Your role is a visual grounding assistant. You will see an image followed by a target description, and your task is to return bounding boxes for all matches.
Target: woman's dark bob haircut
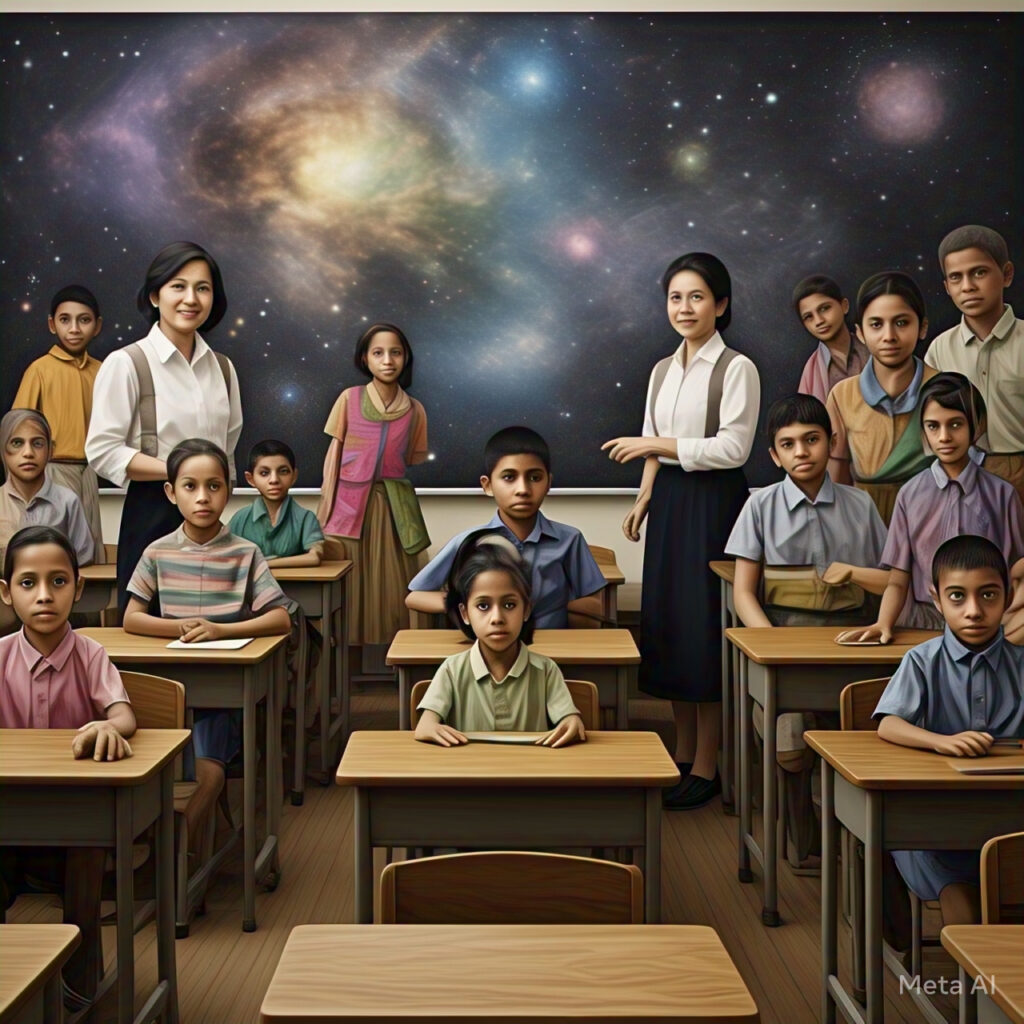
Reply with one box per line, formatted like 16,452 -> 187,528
660,252 -> 732,332
137,241 -> 228,333
353,322 -> 414,390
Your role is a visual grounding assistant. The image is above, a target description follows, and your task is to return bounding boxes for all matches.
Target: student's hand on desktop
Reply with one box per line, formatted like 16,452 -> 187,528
933,731 -> 993,758
622,498 -> 650,542
178,618 -> 225,643
72,721 -> 133,761
836,624 -> 891,645
414,718 -> 468,747
822,563 -> 853,585
601,437 -> 652,464
537,714 -> 586,748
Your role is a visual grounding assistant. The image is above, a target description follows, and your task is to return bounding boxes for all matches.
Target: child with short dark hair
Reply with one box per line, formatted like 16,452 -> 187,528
793,274 -> 869,405
0,525 -> 135,1011
123,438 -> 292,855
873,534 -> 1024,926
406,426 -> 605,628
925,224 -> 1023,504
415,533 -> 585,747
13,286 -> 105,563
229,439 -> 324,568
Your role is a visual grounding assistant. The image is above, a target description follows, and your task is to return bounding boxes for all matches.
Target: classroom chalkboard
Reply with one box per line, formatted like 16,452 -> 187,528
2,13 -> 1020,488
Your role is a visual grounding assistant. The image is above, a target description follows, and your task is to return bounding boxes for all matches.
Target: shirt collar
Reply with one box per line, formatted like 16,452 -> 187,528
147,321 -> 212,366
5,477 -> 55,508
929,456 -> 978,493
817,334 -> 857,373
250,494 -> 292,524
175,523 -> 229,549
957,304 -> 1015,345
469,639 -> 530,683
858,357 -> 924,413
16,624 -> 75,674
47,344 -> 93,368
485,509 -> 558,544
674,330 -> 725,368
781,473 -> 835,510
941,624 -> 1004,667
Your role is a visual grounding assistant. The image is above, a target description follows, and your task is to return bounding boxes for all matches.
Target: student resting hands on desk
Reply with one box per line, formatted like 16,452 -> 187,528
414,533 -> 586,749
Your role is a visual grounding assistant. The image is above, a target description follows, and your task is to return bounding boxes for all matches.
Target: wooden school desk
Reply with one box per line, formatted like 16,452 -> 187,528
78,562 -> 117,617
0,730 -> 190,1024
336,731 -> 679,924
941,925 -> 1024,1024
725,627 -> 937,927
386,629 -> 641,730
709,559 -> 739,812
259,924 -> 760,1023
79,628 -> 288,932
805,731 -> 1024,1024
0,924 -> 80,1024
270,561 -> 353,800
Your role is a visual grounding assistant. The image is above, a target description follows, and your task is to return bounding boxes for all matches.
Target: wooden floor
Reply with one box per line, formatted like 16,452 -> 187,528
9,683 -> 961,1024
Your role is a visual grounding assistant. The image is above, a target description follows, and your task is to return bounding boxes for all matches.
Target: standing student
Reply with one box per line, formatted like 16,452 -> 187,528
12,285 -> 105,562
826,271 -> 937,524
603,252 -> 760,809
317,322 -> 430,647
793,274 -> 869,405
924,225 -> 1024,504
85,241 -> 242,618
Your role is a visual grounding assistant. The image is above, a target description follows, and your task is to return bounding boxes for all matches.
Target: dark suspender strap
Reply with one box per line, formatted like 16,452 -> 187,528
704,347 -> 741,438
646,356 -> 674,437
126,343 -> 158,458
214,352 -> 232,397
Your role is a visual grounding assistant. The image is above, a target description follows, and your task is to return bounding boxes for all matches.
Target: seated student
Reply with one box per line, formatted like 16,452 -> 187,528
406,426 -> 606,628
873,534 -> 1024,928
13,285 -> 106,563
0,525 -> 136,1013
123,438 -> 292,857
228,439 -> 324,567
415,534 -> 585,747
826,271 -> 938,525
793,274 -> 869,405
925,225 -> 1023,504
725,394 -> 887,867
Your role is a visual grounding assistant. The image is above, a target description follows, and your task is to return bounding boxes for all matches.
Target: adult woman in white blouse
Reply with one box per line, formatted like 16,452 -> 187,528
603,252 -> 760,809
86,241 -> 242,617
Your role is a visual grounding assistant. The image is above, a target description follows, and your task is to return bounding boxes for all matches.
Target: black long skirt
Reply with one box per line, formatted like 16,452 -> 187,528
639,464 -> 748,702
116,479 -> 183,621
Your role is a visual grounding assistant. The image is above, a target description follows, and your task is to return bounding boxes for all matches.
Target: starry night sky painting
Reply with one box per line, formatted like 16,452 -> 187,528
2,13 -> 1021,487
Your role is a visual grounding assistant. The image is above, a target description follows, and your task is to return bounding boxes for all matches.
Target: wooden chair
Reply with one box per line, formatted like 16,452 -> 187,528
408,678 -> 600,732
379,851 -> 643,924
838,677 -> 890,731
119,671 -> 215,938
980,831 -> 1024,924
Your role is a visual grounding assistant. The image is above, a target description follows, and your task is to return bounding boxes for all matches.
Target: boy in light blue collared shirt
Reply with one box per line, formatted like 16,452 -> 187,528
405,427 -> 605,629
874,534 -> 1024,927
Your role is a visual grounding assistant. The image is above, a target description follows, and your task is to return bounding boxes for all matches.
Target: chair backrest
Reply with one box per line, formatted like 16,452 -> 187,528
119,671 -> 185,730
379,851 -> 644,924
322,536 -> 348,562
103,543 -> 118,563
408,678 -> 600,731
587,544 -> 616,566
980,831 -> 1024,924
839,678 -> 890,731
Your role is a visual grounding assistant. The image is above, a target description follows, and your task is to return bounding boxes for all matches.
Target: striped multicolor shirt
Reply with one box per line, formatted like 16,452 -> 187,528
127,525 -> 291,621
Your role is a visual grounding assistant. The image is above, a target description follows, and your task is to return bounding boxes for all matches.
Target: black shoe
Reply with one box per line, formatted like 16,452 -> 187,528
663,772 -> 721,810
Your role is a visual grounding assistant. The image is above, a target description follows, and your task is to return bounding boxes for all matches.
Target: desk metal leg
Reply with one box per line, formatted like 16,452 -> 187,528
354,787 -> 372,923
864,791 -> 883,1024
644,788 -> 661,923
719,580 -> 733,812
821,760 -> 838,1024
398,668 -> 411,730
266,651 -> 283,879
243,670 -> 257,932
318,591 -> 333,784
291,615 -> 308,805
156,764 -> 179,1024
761,666 -> 780,926
115,788 -> 134,1024
738,654 -> 753,883
338,578 -> 351,746
616,667 -> 629,730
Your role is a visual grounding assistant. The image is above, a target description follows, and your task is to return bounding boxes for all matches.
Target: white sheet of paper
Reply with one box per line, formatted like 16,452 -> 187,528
166,637 -> 254,650
948,757 -> 1024,775
464,732 -> 548,745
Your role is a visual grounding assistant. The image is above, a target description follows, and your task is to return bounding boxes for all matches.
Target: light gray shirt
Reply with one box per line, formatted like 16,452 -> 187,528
0,477 -> 95,567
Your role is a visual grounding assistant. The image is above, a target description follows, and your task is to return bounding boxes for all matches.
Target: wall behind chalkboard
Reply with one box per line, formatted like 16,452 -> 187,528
2,12 -> 1020,488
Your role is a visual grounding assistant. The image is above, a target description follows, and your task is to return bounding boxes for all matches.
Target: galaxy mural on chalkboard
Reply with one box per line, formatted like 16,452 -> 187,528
1,13 -> 1020,486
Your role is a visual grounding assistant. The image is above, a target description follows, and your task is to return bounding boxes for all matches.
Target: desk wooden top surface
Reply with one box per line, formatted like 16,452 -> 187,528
80,563 -> 116,582
804,732 -> 1024,790
269,560 -> 352,583
0,924 -> 81,1020
336,730 -> 679,788
0,729 -> 190,785
260,924 -> 759,1023
710,559 -> 736,584
78,628 -> 287,664
941,925 -> 1024,1024
387,629 -> 640,666
599,561 -> 625,585
724,626 -> 938,664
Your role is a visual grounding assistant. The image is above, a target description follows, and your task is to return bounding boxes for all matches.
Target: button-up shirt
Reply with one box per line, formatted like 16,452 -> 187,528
925,305 -> 1024,453
228,495 -> 324,560
873,627 -> 1024,736
0,477 -> 95,567
883,459 -> 1024,605
0,626 -> 129,729
85,323 -> 242,486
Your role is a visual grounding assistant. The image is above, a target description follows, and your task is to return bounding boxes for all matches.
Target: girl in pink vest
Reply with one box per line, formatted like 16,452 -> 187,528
317,323 -> 430,645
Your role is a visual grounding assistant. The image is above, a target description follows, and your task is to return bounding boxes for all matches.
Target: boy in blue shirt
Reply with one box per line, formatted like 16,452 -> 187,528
406,426 -> 606,628
874,534 -> 1024,926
